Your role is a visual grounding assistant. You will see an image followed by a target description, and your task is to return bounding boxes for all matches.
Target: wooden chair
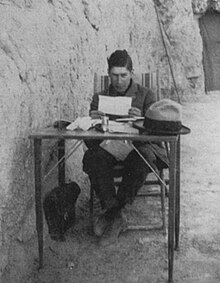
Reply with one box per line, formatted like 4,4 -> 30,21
94,70 -> 161,101
90,71 -> 168,234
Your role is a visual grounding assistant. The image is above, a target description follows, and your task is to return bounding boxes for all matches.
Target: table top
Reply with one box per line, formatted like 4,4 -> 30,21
29,127 -> 178,142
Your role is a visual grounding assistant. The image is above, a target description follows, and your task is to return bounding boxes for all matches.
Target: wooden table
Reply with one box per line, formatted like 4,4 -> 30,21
29,126 -> 188,283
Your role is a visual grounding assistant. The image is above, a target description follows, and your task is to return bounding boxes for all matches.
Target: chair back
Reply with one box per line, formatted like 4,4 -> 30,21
94,69 -> 161,101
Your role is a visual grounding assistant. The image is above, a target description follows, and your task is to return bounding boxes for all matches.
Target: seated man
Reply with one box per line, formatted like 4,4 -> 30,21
83,49 -> 168,237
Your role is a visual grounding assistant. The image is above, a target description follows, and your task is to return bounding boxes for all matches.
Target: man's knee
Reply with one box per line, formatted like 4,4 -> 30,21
82,147 -> 116,173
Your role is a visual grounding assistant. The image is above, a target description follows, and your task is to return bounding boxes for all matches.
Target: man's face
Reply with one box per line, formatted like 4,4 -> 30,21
108,66 -> 132,93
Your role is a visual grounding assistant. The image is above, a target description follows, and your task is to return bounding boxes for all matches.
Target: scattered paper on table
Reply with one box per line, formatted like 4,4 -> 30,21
98,95 -> 132,116
66,117 -> 101,131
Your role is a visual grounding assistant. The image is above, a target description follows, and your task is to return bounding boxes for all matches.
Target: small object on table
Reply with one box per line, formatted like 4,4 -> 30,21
53,120 -> 71,130
101,116 -> 109,132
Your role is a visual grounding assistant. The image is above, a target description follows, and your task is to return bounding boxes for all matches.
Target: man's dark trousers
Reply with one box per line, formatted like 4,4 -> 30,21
83,146 -> 150,210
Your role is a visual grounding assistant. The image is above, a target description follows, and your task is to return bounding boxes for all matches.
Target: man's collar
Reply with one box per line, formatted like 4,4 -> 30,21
125,79 -> 138,97
108,79 -> 138,97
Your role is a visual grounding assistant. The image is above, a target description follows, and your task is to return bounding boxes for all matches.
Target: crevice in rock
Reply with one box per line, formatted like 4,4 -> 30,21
0,2 -> 10,6
134,0 -> 146,10
81,0 -> 99,32
19,73 -> 24,83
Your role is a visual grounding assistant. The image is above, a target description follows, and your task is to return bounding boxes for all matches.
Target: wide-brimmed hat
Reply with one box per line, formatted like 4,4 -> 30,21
133,99 -> 190,135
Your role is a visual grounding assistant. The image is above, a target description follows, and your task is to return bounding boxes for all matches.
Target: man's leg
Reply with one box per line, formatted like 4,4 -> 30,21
83,147 -> 120,236
83,147 -> 118,209
117,150 -> 151,207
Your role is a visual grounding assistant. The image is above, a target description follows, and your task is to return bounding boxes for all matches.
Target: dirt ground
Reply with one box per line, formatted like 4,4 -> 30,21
22,93 -> 220,283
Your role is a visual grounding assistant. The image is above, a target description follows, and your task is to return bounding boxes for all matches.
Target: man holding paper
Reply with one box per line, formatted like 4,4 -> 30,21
83,50 -> 168,237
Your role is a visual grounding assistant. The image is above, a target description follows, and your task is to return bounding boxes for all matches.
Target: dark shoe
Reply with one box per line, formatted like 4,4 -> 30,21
93,212 -> 113,237
98,212 -> 125,247
50,231 -> 65,242
93,207 -> 122,237
107,212 -> 125,237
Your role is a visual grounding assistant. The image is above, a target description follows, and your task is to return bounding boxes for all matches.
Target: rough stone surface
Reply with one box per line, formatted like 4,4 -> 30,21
192,0 -> 220,14
211,0 -> 220,11
192,0 -> 209,14
0,0 -> 218,280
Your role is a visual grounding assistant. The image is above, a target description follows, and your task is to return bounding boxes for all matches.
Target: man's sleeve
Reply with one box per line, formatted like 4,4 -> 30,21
89,93 -> 99,114
143,88 -> 157,113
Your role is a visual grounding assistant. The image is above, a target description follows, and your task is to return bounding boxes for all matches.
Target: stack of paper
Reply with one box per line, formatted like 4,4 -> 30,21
108,121 -> 139,134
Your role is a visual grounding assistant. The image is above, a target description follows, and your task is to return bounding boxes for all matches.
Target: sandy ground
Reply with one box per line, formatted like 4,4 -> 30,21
11,93 -> 220,283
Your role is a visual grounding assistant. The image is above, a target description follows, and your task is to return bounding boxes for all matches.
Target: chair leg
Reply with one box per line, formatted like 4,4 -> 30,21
160,170 -> 166,235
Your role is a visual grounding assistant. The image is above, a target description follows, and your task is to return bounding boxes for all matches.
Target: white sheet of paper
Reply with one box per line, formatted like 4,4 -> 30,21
98,95 -> 132,116
66,117 -> 101,131
100,140 -> 133,161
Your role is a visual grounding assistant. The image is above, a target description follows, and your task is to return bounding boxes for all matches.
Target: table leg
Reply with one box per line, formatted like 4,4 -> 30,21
34,138 -> 43,269
175,136 -> 181,250
168,140 -> 177,283
58,139 -> 65,187
90,184 -> 94,233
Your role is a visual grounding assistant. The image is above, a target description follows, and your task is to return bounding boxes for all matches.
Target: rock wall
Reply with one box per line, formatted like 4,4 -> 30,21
0,0 -> 218,280
193,0 -> 220,14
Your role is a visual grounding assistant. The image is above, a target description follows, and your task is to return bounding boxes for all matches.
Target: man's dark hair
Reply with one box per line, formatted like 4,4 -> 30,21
107,49 -> 133,71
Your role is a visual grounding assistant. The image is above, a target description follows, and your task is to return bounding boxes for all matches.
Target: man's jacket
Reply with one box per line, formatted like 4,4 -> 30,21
87,79 -> 169,170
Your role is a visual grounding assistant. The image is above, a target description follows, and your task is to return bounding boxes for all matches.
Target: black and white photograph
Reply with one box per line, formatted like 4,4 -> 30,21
0,1 -> 220,282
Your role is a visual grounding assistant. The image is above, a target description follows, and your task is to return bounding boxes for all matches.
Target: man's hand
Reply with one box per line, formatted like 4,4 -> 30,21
90,110 -> 105,119
128,107 -> 142,117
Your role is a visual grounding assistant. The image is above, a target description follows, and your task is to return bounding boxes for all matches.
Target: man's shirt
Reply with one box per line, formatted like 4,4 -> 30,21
90,79 -> 156,117
88,79 -> 169,167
